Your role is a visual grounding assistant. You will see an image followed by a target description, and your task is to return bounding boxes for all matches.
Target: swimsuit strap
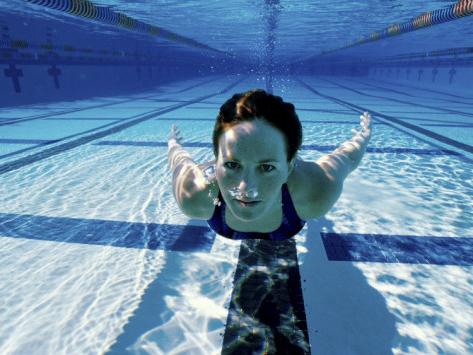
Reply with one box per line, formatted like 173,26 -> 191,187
207,183 -> 305,241
259,183 -> 305,240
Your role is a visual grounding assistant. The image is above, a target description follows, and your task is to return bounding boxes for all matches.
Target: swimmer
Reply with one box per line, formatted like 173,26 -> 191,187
167,89 -> 372,240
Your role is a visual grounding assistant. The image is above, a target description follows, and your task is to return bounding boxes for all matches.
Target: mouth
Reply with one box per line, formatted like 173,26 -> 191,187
236,199 -> 261,207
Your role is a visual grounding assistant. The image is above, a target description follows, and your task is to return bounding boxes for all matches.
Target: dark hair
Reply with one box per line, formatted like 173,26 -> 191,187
212,89 -> 302,162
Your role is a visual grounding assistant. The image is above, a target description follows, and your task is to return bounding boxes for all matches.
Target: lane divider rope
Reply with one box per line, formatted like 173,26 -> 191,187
23,0 -> 229,55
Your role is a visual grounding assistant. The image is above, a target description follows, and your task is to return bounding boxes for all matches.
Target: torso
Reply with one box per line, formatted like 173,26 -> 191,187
199,159 -> 314,234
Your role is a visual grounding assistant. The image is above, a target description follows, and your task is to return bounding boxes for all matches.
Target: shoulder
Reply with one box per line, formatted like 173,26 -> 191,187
287,158 -> 343,220
175,160 -> 218,220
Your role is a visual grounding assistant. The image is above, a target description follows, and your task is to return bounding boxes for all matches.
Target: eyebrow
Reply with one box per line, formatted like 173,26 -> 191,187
226,158 -> 279,163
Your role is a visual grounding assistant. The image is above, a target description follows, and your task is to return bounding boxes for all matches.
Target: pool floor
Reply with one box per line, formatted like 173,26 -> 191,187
0,75 -> 472,354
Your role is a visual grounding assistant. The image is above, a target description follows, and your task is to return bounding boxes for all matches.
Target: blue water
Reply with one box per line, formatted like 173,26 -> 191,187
1,1 -> 472,354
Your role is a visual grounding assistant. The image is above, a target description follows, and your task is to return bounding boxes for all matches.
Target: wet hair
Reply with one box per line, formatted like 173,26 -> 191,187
212,89 -> 302,162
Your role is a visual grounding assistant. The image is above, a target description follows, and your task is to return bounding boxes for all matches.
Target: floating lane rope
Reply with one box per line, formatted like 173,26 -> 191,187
455,0 -> 473,16
320,0 -> 473,55
23,0 -> 228,55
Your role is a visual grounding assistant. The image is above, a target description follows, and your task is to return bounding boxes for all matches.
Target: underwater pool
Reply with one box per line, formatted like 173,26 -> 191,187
0,1 -> 472,354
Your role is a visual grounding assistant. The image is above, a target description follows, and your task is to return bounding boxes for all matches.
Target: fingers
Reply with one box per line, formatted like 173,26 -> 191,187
169,124 -> 183,143
360,112 -> 371,120
171,124 -> 180,134
359,112 -> 372,129
353,112 -> 372,138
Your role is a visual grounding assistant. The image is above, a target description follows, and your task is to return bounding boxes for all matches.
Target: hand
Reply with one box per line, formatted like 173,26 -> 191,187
351,112 -> 372,137
168,124 -> 183,144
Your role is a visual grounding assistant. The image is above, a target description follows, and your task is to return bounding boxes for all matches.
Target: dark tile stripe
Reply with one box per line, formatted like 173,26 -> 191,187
366,78 -> 473,100
157,118 -> 380,124
0,138 -> 60,144
296,108 -> 352,113
344,77 -> 473,105
0,145 -> 47,161
43,117 -> 126,121
173,76 -> 223,93
94,140 -> 461,156
0,213 -> 214,252
0,77 -> 246,175
421,123 -> 473,128
296,78 -> 473,156
303,145 -> 461,155
95,141 -> 211,148
222,238 -> 311,354
321,78 -> 473,118
0,76 -> 223,126
399,117 -> 472,124
321,232 -> 473,266
0,95 -> 157,126
299,120 -> 386,124
0,110 -> 166,161
155,118 -> 215,121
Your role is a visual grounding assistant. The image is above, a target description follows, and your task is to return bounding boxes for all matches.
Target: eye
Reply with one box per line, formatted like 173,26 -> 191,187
224,161 -> 239,169
261,164 -> 275,172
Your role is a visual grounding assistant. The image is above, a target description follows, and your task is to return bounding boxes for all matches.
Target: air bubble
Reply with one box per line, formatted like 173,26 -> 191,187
228,186 -> 259,200
202,165 -> 216,185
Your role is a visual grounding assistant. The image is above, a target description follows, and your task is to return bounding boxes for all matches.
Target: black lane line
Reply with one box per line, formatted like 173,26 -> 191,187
0,76 -> 224,126
0,76 -> 242,160
0,93 -> 162,126
158,118 -> 386,124
322,232 -> 473,266
0,77 -> 247,176
296,108 -> 352,113
378,111 -> 457,115
105,117 -> 387,124
201,101 -> 225,105
0,212 -> 214,252
43,117 -> 126,121
422,123 -> 473,128
0,138 -> 59,144
337,78 -> 413,98
222,239 -> 311,355
154,117 -> 215,121
172,76 -> 223,93
5,102 -> 375,161
299,120 -> 387,125
94,141 -> 460,156
389,117 -> 471,124
0,145 -> 50,161
132,99 -> 192,103
341,77 -> 473,105
0,103 -> 178,161
320,78 -> 473,118
296,78 -> 473,156
367,77 -> 473,100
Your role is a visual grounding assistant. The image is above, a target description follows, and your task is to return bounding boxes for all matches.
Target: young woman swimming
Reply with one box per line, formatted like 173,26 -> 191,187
167,89 -> 372,240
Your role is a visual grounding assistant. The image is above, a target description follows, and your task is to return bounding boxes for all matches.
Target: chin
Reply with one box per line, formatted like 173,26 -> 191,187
230,202 -> 263,219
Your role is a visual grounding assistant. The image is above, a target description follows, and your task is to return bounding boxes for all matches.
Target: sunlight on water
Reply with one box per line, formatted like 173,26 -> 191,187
127,238 -> 241,354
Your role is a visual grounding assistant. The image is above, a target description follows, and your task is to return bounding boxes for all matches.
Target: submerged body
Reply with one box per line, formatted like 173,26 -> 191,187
207,182 -> 306,241
197,153 -> 341,240
168,89 -> 372,240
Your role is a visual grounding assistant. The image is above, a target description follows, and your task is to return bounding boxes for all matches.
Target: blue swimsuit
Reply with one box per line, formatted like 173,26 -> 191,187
207,183 -> 306,241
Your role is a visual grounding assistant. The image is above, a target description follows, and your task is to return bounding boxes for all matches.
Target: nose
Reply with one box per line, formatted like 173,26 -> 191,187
236,171 -> 259,199
238,169 -> 257,192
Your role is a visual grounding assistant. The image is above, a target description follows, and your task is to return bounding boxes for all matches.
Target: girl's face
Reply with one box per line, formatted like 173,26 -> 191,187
216,118 -> 295,222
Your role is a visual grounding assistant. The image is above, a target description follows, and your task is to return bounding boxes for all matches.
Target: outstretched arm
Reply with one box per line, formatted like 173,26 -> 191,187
167,125 -> 211,215
316,112 -> 372,183
167,124 -> 195,173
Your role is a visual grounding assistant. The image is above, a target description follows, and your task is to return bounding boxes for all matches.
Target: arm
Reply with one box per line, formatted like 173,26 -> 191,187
167,125 -> 213,217
316,112 -> 372,183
